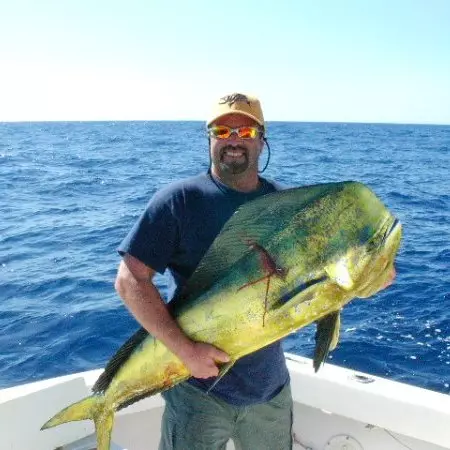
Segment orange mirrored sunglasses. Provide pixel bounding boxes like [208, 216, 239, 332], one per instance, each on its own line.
[208, 125, 261, 140]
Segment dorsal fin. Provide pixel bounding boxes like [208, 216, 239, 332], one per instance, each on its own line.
[171, 184, 343, 312]
[92, 327, 149, 393]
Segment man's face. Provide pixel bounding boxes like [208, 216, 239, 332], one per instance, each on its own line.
[209, 114, 264, 178]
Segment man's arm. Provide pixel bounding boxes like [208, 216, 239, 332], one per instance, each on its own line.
[114, 253, 229, 379]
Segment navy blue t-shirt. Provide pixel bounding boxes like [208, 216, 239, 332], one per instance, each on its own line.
[118, 172, 289, 405]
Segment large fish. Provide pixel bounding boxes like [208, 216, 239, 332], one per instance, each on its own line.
[42, 181, 402, 449]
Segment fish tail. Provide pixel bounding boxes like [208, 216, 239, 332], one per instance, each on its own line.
[41, 395, 100, 429]
[41, 394, 115, 450]
[95, 409, 115, 450]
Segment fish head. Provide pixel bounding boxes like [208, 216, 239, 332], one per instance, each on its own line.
[352, 215, 402, 298]
[324, 183, 403, 298]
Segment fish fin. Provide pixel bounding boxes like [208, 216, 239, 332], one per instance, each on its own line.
[326, 258, 353, 290]
[329, 315, 341, 352]
[313, 311, 341, 372]
[95, 410, 115, 450]
[42, 394, 115, 450]
[116, 373, 190, 411]
[41, 395, 100, 430]
[275, 275, 328, 310]
[171, 227, 274, 311]
[93, 327, 149, 393]
[171, 184, 343, 312]
[206, 361, 235, 394]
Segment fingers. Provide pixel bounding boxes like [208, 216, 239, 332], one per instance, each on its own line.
[212, 348, 230, 363]
[206, 363, 219, 378]
[194, 357, 220, 379]
[183, 343, 230, 379]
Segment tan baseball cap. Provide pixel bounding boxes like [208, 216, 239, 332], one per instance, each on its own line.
[206, 93, 265, 127]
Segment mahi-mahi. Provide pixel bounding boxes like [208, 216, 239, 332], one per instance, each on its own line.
[42, 181, 402, 449]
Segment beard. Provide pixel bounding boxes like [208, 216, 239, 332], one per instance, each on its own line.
[218, 145, 249, 175]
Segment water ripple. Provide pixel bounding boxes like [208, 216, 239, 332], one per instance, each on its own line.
[1, 121, 449, 393]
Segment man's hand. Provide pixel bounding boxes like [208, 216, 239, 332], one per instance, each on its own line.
[116, 255, 230, 379]
[180, 342, 230, 379]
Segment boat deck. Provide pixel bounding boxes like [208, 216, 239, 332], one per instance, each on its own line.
[1, 353, 449, 450]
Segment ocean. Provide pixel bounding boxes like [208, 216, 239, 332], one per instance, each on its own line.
[0, 121, 449, 394]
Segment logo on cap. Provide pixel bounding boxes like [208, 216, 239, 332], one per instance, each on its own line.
[219, 93, 251, 107]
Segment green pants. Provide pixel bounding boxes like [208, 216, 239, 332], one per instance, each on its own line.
[159, 381, 293, 450]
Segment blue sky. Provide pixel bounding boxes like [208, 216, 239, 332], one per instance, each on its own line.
[1, 0, 449, 124]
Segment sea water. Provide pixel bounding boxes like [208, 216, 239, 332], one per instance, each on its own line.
[0, 121, 448, 393]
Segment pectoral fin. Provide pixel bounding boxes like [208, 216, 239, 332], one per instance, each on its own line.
[326, 258, 353, 290]
[313, 311, 341, 372]
[275, 275, 328, 312]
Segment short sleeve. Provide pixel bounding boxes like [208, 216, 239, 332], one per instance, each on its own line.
[118, 191, 179, 274]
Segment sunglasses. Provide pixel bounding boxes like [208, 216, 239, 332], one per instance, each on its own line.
[208, 125, 262, 140]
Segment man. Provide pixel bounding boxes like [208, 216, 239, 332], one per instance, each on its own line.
[115, 93, 292, 450]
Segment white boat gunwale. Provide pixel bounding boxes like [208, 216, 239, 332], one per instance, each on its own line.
[1, 352, 449, 450]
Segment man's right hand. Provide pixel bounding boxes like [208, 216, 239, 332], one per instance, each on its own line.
[116, 255, 230, 380]
[180, 342, 230, 379]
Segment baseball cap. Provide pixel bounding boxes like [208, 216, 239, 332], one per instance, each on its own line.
[206, 93, 265, 127]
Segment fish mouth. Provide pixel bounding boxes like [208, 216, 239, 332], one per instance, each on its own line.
[369, 216, 401, 251]
[385, 218, 400, 240]
[357, 217, 402, 298]
[379, 217, 402, 249]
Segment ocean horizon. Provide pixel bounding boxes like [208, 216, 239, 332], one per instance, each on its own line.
[2, 119, 450, 126]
